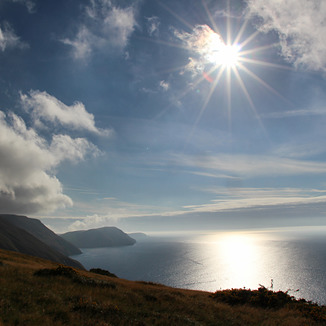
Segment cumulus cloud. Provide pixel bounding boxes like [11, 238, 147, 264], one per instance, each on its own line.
[62, 0, 137, 60]
[0, 22, 27, 51]
[0, 92, 107, 214]
[20, 90, 111, 136]
[246, 0, 326, 71]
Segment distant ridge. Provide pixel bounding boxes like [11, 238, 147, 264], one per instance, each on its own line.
[0, 214, 81, 256]
[61, 227, 136, 248]
[0, 217, 84, 269]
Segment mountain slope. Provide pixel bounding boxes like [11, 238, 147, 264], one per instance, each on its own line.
[0, 218, 84, 269]
[61, 227, 136, 248]
[0, 249, 323, 326]
[0, 214, 81, 255]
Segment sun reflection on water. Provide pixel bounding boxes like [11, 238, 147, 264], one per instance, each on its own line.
[212, 233, 262, 288]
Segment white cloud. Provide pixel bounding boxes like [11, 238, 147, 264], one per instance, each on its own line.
[103, 6, 137, 49]
[0, 22, 27, 51]
[159, 80, 169, 91]
[62, 0, 137, 60]
[61, 26, 94, 60]
[20, 90, 112, 136]
[174, 24, 224, 76]
[0, 112, 73, 214]
[146, 16, 160, 36]
[263, 107, 326, 119]
[0, 90, 107, 214]
[168, 153, 326, 177]
[246, 0, 326, 71]
[182, 187, 326, 214]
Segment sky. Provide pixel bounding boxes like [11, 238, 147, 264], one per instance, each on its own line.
[1, 0, 326, 233]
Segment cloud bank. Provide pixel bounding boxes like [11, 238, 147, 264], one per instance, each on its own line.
[246, 0, 326, 71]
[0, 91, 106, 214]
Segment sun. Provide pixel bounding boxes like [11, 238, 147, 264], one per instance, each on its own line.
[210, 43, 240, 67]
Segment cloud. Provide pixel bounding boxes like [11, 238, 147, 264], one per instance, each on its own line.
[146, 16, 160, 36]
[263, 107, 326, 119]
[0, 91, 106, 214]
[182, 187, 326, 214]
[246, 0, 326, 71]
[62, 0, 137, 60]
[159, 80, 169, 91]
[61, 26, 94, 60]
[167, 153, 326, 177]
[20, 90, 112, 136]
[0, 22, 27, 51]
[11, 0, 36, 13]
[0, 111, 72, 214]
[174, 25, 225, 76]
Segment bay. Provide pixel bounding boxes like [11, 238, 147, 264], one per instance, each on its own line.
[71, 226, 326, 305]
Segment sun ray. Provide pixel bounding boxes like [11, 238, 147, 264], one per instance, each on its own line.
[201, 0, 221, 37]
[232, 67, 268, 136]
[183, 66, 226, 150]
[233, 19, 250, 45]
[239, 57, 293, 70]
[237, 63, 294, 107]
[226, 0, 232, 45]
[239, 43, 278, 56]
[238, 30, 260, 49]
[226, 66, 232, 132]
[158, 1, 195, 31]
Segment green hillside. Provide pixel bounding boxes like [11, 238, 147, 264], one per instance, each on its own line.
[0, 249, 326, 325]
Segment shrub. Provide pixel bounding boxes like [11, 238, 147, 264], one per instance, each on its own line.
[34, 265, 116, 289]
[90, 268, 117, 278]
[212, 286, 294, 309]
[34, 265, 78, 278]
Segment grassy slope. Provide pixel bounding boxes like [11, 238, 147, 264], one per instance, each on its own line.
[0, 249, 325, 326]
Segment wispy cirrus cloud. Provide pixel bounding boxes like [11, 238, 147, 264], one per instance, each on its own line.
[166, 152, 326, 177]
[62, 0, 138, 60]
[263, 107, 326, 119]
[0, 22, 27, 51]
[182, 187, 326, 214]
[146, 16, 160, 37]
[246, 0, 326, 71]
[20, 90, 112, 136]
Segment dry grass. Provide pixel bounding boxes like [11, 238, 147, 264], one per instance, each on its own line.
[0, 249, 325, 325]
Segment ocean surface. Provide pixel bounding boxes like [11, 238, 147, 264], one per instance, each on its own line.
[71, 226, 326, 305]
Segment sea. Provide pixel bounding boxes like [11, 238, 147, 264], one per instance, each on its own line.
[71, 226, 326, 305]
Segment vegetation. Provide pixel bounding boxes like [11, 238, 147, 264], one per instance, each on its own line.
[0, 248, 326, 325]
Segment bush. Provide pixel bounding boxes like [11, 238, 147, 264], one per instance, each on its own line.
[34, 265, 78, 278]
[212, 286, 294, 309]
[34, 265, 116, 289]
[90, 268, 117, 278]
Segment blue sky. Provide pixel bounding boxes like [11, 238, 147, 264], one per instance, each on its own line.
[1, 0, 326, 232]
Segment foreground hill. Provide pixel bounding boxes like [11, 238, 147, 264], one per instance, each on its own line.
[0, 214, 81, 255]
[0, 249, 325, 326]
[0, 217, 83, 269]
[61, 226, 136, 248]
